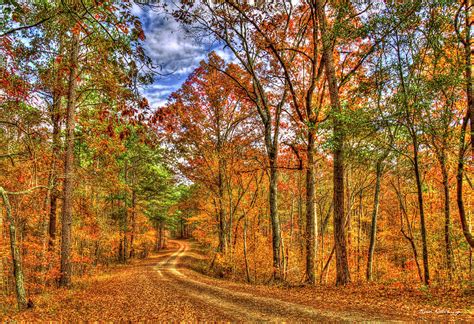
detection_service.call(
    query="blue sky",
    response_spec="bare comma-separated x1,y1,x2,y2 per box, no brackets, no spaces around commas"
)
132,3,233,108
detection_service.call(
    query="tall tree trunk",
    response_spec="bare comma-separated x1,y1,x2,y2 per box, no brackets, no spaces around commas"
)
59,31,80,288
129,190,136,259
305,130,316,283
439,154,454,279
456,1,474,248
460,1,473,156
316,0,350,285
48,96,60,249
122,199,128,263
456,110,474,247
394,183,424,282
269,153,282,280
48,39,63,249
413,143,430,285
0,188,27,310
118,238,123,261
357,190,362,280
297,169,304,252
217,157,227,253
161,221,166,249
156,220,163,251
243,217,251,283
366,160,383,281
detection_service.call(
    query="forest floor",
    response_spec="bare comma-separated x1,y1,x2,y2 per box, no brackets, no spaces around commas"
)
2,240,473,321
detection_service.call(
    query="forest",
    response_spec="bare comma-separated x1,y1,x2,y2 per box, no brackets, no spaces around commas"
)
0,0,472,321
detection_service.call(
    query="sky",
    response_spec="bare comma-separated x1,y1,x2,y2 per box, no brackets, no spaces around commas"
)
131,3,232,108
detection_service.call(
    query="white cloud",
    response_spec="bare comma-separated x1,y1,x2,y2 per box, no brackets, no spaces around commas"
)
134,4,236,108
140,9,207,76
142,83,176,108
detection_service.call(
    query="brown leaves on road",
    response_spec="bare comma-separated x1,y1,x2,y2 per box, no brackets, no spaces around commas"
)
4,244,232,322
3,240,472,322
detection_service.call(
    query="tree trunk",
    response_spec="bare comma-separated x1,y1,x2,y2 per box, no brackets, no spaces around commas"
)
217,157,227,253
456,1,474,248
48,49,63,249
269,155,282,280
297,169,304,252
180,218,184,238
118,238,123,262
461,1,473,157
320,244,335,284
439,154,453,279
366,160,383,281
59,31,80,288
0,188,27,310
122,199,128,263
129,190,136,259
48,110,60,249
156,221,163,251
394,183,423,282
161,221,166,249
413,143,430,285
404,230,423,283
357,190,362,280
316,0,350,285
305,130,316,283
456,110,474,247
243,217,251,283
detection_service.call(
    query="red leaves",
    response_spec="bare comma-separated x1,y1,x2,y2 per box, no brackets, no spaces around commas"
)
106,123,114,137
117,23,129,34
139,98,149,109
71,23,82,35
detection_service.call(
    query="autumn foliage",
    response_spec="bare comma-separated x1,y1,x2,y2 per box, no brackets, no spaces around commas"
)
0,0,473,318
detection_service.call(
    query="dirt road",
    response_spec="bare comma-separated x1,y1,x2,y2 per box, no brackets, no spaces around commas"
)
6,240,469,321
154,240,360,322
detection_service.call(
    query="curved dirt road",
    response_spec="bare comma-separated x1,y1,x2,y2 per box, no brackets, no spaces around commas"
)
155,240,363,322
7,240,404,321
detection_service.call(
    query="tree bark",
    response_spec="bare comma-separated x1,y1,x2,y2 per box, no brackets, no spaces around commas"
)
0,187,27,310
305,130,316,283
461,1,473,157
59,31,80,288
48,36,63,249
122,199,128,263
366,160,383,281
456,110,474,247
129,190,136,259
217,156,227,253
269,155,282,280
439,154,454,279
316,0,351,285
413,142,430,285
48,99,60,249
243,217,251,283
455,1,474,248
394,182,423,282
357,190,362,280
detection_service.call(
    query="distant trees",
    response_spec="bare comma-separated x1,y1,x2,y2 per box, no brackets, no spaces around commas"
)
156,53,257,258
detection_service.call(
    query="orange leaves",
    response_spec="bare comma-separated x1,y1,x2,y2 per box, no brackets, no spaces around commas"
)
116,23,129,34
138,97,149,109
71,22,82,35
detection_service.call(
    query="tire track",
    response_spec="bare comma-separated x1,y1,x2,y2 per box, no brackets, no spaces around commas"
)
154,240,363,322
